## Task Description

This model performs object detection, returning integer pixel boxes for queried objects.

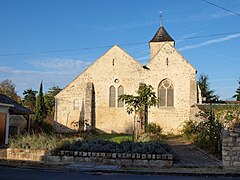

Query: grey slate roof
[0,94,32,115]
[150,26,174,42]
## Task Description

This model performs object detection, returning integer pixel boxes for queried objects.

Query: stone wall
[46,150,173,167]
[222,128,240,167]
[0,148,48,161]
[0,148,173,167]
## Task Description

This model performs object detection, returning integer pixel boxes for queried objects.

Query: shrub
[182,110,223,158]
[57,139,173,155]
[31,121,54,134]
[41,122,54,133]
[138,133,161,142]
[9,132,174,157]
[145,123,162,135]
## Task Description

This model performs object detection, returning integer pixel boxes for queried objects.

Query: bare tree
[0,79,19,102]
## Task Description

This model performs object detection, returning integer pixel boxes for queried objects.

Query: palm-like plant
[44,85,62,117]
[198,74,219,102]
[118,84,158,141]
[232,78,240,101]
[22,88,38,111]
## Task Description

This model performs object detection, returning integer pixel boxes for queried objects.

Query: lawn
[88,133,132,143]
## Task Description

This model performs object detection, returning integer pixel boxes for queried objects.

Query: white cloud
[171,11,234,24]
[0,66,30,75]
[175,32,200,43]
[30,58,91,73]
[178,33,240,51]
[137,55,149,62]
[0,58,92,95]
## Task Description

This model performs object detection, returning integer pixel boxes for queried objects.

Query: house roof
[149,25,174,43]
[0,102,14,108]
[0,94,32,115]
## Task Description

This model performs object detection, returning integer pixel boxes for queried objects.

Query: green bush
[31,121,54,134]
[182,110,223,158]
[138,133,161,142]
[41,122,54,133]
[145,122,162,135]
[58,139,173,154]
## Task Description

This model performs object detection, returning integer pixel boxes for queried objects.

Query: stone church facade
[54,25,198,134]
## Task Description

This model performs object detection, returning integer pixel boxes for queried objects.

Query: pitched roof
[150,26,174,42]
[0,94,32,115]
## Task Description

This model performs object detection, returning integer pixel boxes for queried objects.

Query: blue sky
[0,0,239,100]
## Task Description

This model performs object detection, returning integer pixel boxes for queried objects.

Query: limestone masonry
[54,25,199,134]
[222,128,240,167]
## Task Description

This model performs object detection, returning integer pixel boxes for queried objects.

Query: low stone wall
[0,149,7,159]
[45,150,173,167]
[222,129,240,167]
[0,148,48,161]
[0,148,173,167]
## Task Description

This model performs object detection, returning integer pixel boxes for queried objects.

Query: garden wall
[222,128,240,167]
[45,150,173,167]
[0,148,173,167]
[0,148,48,161]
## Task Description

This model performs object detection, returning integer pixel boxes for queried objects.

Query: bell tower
[149,25,175,59]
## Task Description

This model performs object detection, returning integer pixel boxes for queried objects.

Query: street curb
[0,161,240,177]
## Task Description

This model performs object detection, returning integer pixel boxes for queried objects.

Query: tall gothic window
[158,79,174,107]
[118,85,124,107]
[109,86,116,107]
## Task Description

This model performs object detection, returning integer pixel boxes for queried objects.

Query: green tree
[118,84,158,141]
[44,85,62,117]
[232,78,240,101]
[34,82,46,124]
[22,88,38,111]
[198,74,219,102]
[0,79,19,102]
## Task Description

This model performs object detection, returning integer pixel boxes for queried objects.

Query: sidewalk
[0,136,237,177]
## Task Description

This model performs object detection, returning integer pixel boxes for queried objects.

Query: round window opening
[114,79,119,83]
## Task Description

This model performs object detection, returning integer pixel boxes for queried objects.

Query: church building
[54,25,198,134]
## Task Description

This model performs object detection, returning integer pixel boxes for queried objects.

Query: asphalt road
[0,166,239,180]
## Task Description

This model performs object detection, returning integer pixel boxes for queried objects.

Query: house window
[118,85,124,107]
[158,79,174,107]
[73,99,79,110]
[109,85,116,107]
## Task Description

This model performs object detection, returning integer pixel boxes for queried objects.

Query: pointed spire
[149,26,174,43]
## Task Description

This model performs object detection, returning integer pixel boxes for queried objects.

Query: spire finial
[159,11,163,26]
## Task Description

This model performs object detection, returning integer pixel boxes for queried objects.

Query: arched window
[109,86,116,107]
[118,85,124,107]
[158,79,174,107]
[73,99,79,110]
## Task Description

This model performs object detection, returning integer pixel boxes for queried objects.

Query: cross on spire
[159,11,163,26]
